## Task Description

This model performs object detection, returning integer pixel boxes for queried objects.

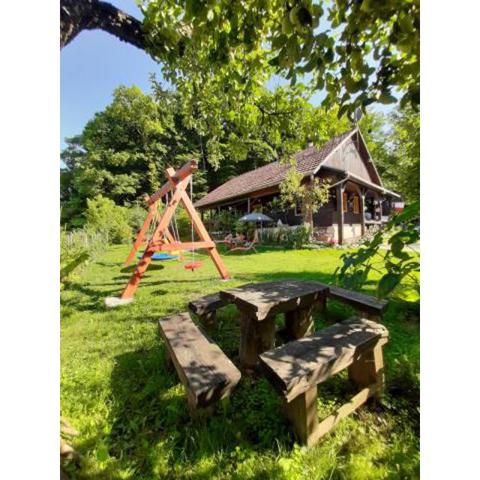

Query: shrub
[209,210,238,234]
[234,220,256,239]
[60,227,107,283]
[336,201,420,299]
[261,224,311,249]
[172,206,193,241]
[285,223,311,249]
[128,202,148,234]
[84,195,132,244]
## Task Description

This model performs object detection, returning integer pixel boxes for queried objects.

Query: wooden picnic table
[220,280,329,370]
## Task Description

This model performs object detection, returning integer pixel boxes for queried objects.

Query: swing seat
[138,252,178,261]
[184,261,203,271]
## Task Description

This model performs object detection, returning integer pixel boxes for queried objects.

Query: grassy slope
[61,245,419,479]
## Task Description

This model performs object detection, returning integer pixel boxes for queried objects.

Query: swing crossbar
[146,160,198,206]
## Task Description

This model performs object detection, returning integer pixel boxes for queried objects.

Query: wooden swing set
[105,159,230,307]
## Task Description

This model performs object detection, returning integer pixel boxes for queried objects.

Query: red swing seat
[184,261,203,270]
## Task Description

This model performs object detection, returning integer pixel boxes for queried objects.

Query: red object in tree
[184,261,203,271]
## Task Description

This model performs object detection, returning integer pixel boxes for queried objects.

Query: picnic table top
[220,280,329,321]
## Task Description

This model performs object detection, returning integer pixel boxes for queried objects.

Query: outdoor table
[220,280,329,370]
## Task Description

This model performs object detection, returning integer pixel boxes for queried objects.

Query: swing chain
[190,176,195,264]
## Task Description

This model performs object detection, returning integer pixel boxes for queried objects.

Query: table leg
[316,293,327,315]
[239,313,276,370]
[285,305,314,340]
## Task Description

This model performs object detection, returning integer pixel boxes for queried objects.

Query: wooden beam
[284,306,314,340]
[285,382,380,447]
[284,385,319,446]
[311,383,379,445]
[146,160,198,206]
[124,204,156,266]
[348,343,385,401]
[359,192,366,237]
[336,183,344,245]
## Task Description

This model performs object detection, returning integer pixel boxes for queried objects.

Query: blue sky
[61,0,391,151]
[61,1,159,149]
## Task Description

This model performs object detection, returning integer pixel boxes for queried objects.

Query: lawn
[61,245,420,479]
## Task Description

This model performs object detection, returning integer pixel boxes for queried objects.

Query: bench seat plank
[327,286,388,316]
[259,318,388,402]
[188,293,228,316]
[158,312,241,408]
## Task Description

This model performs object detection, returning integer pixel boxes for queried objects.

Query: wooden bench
[158,312,241,413]
[259,317,389,446]
[326,285,388,321]
[188,293,228,326]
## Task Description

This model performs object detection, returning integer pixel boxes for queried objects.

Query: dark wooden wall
[322,138,381,187]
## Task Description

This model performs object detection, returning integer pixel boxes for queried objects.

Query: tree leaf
[377,273,401,298]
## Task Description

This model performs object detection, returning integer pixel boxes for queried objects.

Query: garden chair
[228,231,258,253]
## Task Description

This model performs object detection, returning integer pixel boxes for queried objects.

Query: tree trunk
[60,0,146,50]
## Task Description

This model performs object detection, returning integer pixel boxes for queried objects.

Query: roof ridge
[195,128,357,208]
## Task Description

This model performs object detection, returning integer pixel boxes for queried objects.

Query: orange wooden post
[125,204,156,266]
[120,177,189,299]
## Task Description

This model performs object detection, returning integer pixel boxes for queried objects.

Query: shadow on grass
[100,346,290,479]
[119,263,167,274]
[61,283,121,312]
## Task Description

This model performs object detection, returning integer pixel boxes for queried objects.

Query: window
[353,195,360,214]
[342,192,348,213]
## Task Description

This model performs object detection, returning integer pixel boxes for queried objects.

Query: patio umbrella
[239,213,274,240]
[239,213,274,222]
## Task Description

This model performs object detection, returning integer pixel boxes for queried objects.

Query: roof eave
[355,129,384,188]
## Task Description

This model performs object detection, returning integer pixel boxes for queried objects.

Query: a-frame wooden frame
[119,159,230,301]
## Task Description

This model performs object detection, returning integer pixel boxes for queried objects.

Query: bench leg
[198,311,216,328]
[315,293,327,313]
[348,343,385,400]
[187,401,215,418]
[284,386,319,447]
[285,306,314,340]
[239,313,276,371]
[164,347,174,370]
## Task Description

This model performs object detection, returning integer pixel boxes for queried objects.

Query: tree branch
[60,0,146,50]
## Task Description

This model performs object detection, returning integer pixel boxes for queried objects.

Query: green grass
[61,245,419,479]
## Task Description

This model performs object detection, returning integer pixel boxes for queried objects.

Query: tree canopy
[61,0,420,122]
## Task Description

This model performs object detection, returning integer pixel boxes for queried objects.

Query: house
[195,128,401,244]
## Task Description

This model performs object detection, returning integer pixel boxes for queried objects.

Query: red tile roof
[195,129,355,208]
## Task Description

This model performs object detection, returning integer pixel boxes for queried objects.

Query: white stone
[104,297,134,308]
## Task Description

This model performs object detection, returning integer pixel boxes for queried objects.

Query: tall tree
[61,85,202,224]
[358,106,419,203]
[388,106,420,203]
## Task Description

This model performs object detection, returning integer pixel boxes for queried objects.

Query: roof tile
[195,129,354,208]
